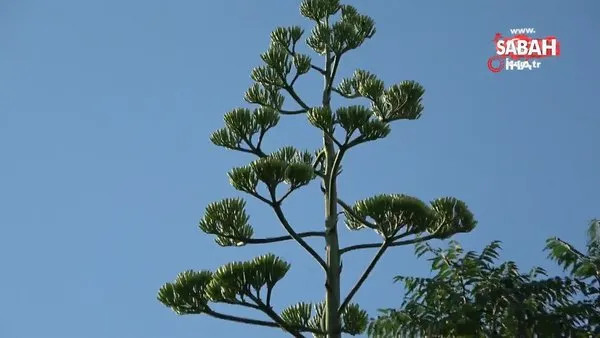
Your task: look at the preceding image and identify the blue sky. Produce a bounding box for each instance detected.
[1,1,598,337]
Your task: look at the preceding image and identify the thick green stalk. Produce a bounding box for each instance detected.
[322,51,342,338]
[324,141,341,338]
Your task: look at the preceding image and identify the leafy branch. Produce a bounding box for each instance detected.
[269,186,329,271]
[206,230,325,246]
[546,219,600,284]
[340,232,438,254]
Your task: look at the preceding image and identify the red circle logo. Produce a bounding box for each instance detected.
[487,56,504,73]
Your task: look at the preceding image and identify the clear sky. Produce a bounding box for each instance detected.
[1,1,598,337]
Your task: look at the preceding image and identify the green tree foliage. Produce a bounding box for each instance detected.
[156,1,475,337]
[545,218,600,333]
[368,235,600,337]
[546,219,600,283]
